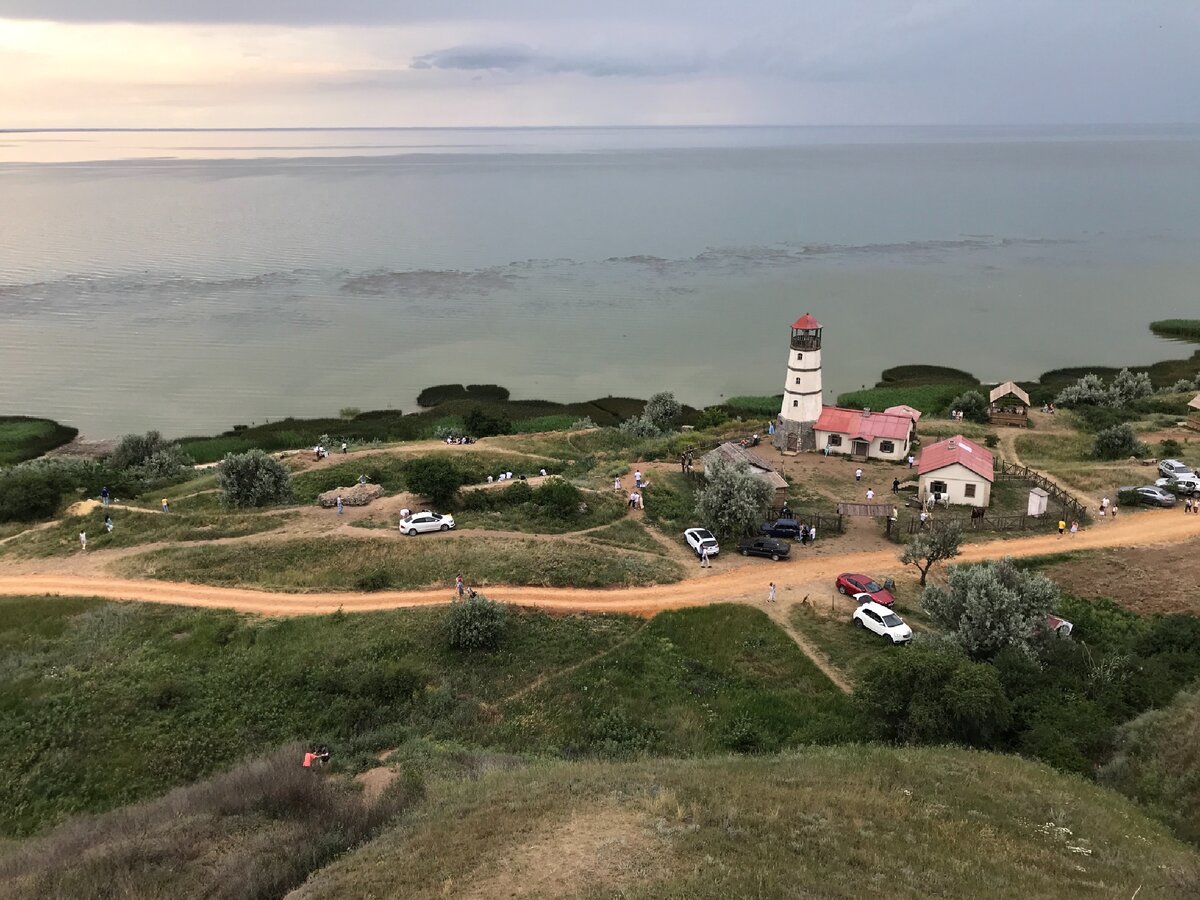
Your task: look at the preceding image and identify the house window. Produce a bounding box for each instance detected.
[964,483,977,498]
[828,435,842,447]
[931,480,947,495]
[879,440,895,454]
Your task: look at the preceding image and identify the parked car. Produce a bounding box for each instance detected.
[760,518,803,538]
[1158,459,1193,479]
[852,599,913,644]
[736,537,791,561]
[683,527,720,557]
[399,511,456,535]
[1156,473,1200,494]
[835,573,895,607]
[1046,614,1074,637]
[1134,485,1176,508]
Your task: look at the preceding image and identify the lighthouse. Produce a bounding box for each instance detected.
[773,313,823,452]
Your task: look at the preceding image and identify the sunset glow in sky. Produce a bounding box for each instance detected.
[1,1,1198,128]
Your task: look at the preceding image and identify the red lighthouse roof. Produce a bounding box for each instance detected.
[791,313,822,330]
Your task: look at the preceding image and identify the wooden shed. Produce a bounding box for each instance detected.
[1188,393,1200,431]
[988,382,1030,427]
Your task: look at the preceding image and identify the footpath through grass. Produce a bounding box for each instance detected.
[119,534,685,590]
[294,747,1199,900]
[0,598,849,837]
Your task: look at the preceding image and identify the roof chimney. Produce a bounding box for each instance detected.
[947,438,956,449]
[863,407,871,417]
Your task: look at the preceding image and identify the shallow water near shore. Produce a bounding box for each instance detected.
[2,125,1198,437]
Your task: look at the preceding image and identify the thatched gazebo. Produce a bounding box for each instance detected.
[988,382,1031,427]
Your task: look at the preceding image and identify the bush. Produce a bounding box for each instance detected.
[643,391,681,432]
[619,414,662,438]
[216,450,295,508]
[403,456,466,506]
[857,644,1011,748]
[694,456,773,541]
[698,407,729,428]
[983,433,999,448]
[922,558,1061,661]
[1160,438,1183,458]
[1093,423,1146,460]
[110,431,191,476]
[570,416,598,430]
[443,594,507,652]
[355,571,393,592]
[463,405,512,437]
[0,466,74,522]
[948,390,989,424]
[531,478,582,519]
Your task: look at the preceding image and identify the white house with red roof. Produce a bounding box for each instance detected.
[918,434,994,507]
[813,406,913,461]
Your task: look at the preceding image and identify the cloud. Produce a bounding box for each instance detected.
[411,44,710,79]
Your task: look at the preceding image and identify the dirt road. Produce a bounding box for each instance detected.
[2,510,1197,620]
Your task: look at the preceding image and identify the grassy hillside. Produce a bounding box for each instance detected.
[292,748,1199,900]
[0,417,78,466]
[0,598,854,837]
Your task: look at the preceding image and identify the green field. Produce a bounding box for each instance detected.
[119,534,685,590]
[1149,319,1200,343]
[0,417,78,466]
[836,383,968,416]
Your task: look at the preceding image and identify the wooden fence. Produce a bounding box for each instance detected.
[767,507,845,534]
[903,511,1052,535]
[994,461,1088,519]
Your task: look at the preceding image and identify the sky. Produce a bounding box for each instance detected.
[1,1,1198,128]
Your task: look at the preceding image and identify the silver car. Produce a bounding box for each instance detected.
[1135,485,1176,508]
[399,511,456,535]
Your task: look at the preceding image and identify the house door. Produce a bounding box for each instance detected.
[852,440,869,458]
[786,431,799,451]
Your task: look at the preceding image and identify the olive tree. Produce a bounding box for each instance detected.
[217,449,294,508]
[444,594,507,652]
[900,521,964,586]
[1107,368,1154,407]
[922,558,1061,661]
[694,456,773,542]
[109,430,191,479]
[643,391,682,432]
[1093,423,1146,460]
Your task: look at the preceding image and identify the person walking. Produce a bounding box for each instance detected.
[907,454,915,469]
[628,491,638,509]
[161,498,170,513]
[809,524,817,545]
[700,546,711,568]
[341,441,348,454]
[1057,519,1066,537]
[104,515,114,534]
[1069,520,1079,537]
[767,582,776,603]
[892,478,900,495]
[614,476,622,492]
[455,574,465,599]
[866,488,875,501]
[1110,503,1118,519]
[335,495,344,516]
[79,531,87,551]
[854,467,863,482]
[799,526,809,547]
[634,469,643,489]
[100,486,110,507]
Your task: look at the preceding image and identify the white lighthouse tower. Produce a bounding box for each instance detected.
[773,313,824,452]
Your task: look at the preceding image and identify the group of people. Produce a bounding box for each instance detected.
[1097,497,1119,521]
[679,450,695,474]
[444,435,475,445]
[1184,496,1200,514]
[1057,519,1081,537]
[454,574,479,600]
[1040,402,1057,414]
[302,745,331,769]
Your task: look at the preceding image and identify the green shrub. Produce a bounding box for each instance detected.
[0,417,78,466]
[403,456,465,506]
[1160,438,1183,458]
[531,478,582,518]
[109,430,191,477]
[1150,319,1200,342]
[1093,423,1146,460]
[443,595,507,652]
[948,390,989,424]
[216,449,295,508]
[984,433,1000,448]
[463,404,512,437]
[355,571,393,592]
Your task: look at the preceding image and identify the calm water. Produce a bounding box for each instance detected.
[2,126,1199,437]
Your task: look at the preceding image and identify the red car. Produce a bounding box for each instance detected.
[836,573,895,607]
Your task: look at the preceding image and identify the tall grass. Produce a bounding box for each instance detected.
[0,417,79,466]
[0,745,414,900]
[1150,319,1200,343]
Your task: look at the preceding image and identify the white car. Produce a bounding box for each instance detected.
[1158,459,1193,479]
[683,527,720,558]
[1156,473,1200,494]
[852,597,913,644]
[399,511,456,535]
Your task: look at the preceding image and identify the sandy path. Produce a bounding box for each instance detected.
[1,510,1196,620]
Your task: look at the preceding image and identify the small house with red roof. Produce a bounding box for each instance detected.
[918,434,994,507]
[813,406,913,461]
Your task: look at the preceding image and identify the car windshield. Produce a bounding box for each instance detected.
[882,614,903,627]
[862,580,882,593]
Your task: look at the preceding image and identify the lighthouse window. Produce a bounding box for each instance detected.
[796,353,803,360]
[795,377,801,385]
[792,400,798,407]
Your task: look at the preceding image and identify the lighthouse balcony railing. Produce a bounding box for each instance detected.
[790,334,822,351]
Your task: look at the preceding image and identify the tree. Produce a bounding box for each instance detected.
[948,390,989,424]
[216,450,294,508]
[109,430,190,478]
[444,594,507,651]
[900,521,963,586]
[921,558,1061,661]
[618,415,661,438]
[642,391,682,432]
[403,456,465,506]
[1107,368,1154,407]
[857,644,1011,748]
[531,477,582,519]
[463,404,511,437]
[1054,373,1109,408]
[1093,423,1146,460]
[694,456,773,541]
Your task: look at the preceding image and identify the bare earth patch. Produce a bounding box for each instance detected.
[1046,537,1200,615]
[456,806,663,900]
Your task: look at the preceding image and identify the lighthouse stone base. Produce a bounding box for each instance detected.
[772,417,816,453]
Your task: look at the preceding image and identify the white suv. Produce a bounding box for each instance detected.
[1158,459,1193,479]
[1157,472,1200,494]
[852,598,913,644]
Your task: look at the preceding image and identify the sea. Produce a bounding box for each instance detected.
[2,125,1199,438]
